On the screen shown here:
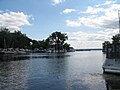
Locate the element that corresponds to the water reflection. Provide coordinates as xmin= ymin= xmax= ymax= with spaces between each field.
xmin=0 ymin=51 xmax=120 ymax=90
xmin=65 ymin=51 xmax=106 ymax=90
xmin=0 ymin=54 xmax=30 ymax=61
xmin=27 ymin=53 xmax=69 ymax=90
xmin=0 ymin=60 xmax=29 ymax=90
xmin=29 ymin=53 xmax=70 ymax=59
xmin=0 ymin=53 xmax=70 ymax=61
xmin=103 ymin=74 xmax=120 ymax=90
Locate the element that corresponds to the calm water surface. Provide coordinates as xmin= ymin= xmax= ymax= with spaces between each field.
xmin=0 ymin=51 xmax=120 ymax=90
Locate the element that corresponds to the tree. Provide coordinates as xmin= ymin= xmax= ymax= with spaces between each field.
xmin=0 ymin=28 xmax=11 ymax=48
xmin=63 ymin=43 xmax=70 ymax=51
xmin=0 ymin=28 xmax=71 ymax=52
xmin=103 ymin=41 xmax=110 ymax=46
xmin=112 ymin=34 xmax=120 ymax=43
xmin=48 ymin=31 xmax=68 ymax=52
xmin=10 ymin=31 xmax=32 ymax=48
xmin=0 ymin=28 xmax=32 ymax=49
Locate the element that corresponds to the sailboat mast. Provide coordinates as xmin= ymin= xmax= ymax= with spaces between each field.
xmin=118 ymin=10 xmax=120 ymax=33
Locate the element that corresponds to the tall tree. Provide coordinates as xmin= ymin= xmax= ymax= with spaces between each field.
xmin=0 ymin=28 xmax=32 ymax=49
xmin=48 ymin=31 xmax=68 ymax=52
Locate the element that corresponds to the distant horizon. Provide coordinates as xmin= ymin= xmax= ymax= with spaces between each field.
xmin=0 ymin=0 xmax=120 ymax=49
xmin=75 ymin=48 xmax=102 ymax=50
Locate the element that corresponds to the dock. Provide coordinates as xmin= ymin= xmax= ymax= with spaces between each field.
xmin=102 ymin=58 xmax=120 ymax=74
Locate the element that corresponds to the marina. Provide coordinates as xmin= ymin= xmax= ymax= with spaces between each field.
xmin=0 ymin=0 xmax=120 ymax=89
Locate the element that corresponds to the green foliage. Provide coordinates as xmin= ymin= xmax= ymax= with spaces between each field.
xmin=103 ymin=41 xmax=110 ymax=46
xmin=112 ymin=34 xmax=120 ymax=43
xmin=0 ymin=28 xmax=10 ymax=48
xmin=0 ymin=28 xmax=32 ymax=49
xmin=49 ymin=31 xmax=68 ymax=44
xmin=63 ymin=43 xmax=70 ymax=51
xmin=0 ymin=28 xmax=70 ymax=51
xmin=48 ymin=31 xmax=69 ymax=51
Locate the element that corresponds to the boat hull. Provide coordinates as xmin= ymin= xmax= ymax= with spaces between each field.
xmin=102 ymin=58 xmax=120 ymax=74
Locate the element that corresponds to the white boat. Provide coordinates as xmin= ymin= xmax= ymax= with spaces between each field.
xmin=0 ymin=48 xmax=16 ymax=54
xmin=0 ymin=48 xmax=27 ymax=54
xmin=102 ymin=58 xmax=120 ymax=74
xmin=15 ymin=48 xmax=27 ymax=54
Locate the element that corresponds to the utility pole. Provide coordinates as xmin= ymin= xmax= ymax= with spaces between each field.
xmin=118 ymin=10 xmax=120 ymax=33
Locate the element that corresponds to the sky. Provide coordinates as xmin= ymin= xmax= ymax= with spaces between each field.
xmin=0 ymin=0 xmax=120 ymax=49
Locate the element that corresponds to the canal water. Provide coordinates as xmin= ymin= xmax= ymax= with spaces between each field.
xmin=0 ymin=51 xmax=120 ymax=90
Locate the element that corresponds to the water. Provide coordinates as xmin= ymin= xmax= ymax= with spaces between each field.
xmin=0 ymin=51 xmax=120 ymax=90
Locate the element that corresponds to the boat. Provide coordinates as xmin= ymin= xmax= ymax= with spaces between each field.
xmin=15 ymin=49 xmax=25 ymax=54
xmin=0 ymin=48 xmax=16 ymax=54
xmin=68 ymin=47 xmax=75 ymax=52
xmin=0 ymin=48 xmax=28 ymax=54
xmin=102 ymin=58 xmax=120 ymax=74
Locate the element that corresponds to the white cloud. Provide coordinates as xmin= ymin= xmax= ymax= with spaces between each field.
xmin=96 ymin=1 xmax=116 ymax=7
xmin=68 ymin=40 xmax=102 ymax=49
xmin=66 ymin=2 xmax=120 ymax=29
xmin=67 ymin=29 xmax=119 ymax=49
xmin=85 ymin=6 xmax=104 ymax=14
xmin=0 ymin=11 xmax=31 ymax=30
xmin=51 ymin=0 xmax=65 ymax=5
xmin=64 ymin=0 xmax=120 ymax=48
xmin=66 ymin=20 xmax=81 ymax=27
xmin=62 ymin=8 xmax=76 ymax=14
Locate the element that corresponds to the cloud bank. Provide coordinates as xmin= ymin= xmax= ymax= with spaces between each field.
xmin=0 ymin=11 xmax=31 ymax=30
xmin=65 ymin=0 xmax=120 ymax=48
xmin=66 ymin=1 xmax=120 ymax=29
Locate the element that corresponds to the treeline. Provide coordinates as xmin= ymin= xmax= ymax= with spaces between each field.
xmin=0 ymin=28 xmax=32 ymax=49
xmin=0 ymin=28 xmax=70 ymax=51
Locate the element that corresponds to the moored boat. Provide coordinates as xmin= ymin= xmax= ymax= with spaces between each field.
xmin=102 ymin=58 xmax=120 ymax=74
xmin=0 ymin=48 xmax=16 ymax=54
xmin=0 ymin=48 xmax=30 ymax=54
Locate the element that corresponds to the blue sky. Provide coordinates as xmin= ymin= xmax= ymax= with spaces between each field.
xmin=0 ymin=0 xmax=120 ymax=49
